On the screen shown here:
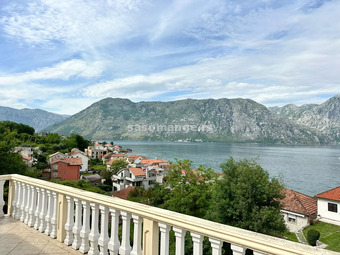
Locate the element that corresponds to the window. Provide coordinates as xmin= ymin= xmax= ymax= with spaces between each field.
xmin=288 ymin=216 xmax=296 ymax=223
xmin=328 ymin=203 xmax=338 ymax=213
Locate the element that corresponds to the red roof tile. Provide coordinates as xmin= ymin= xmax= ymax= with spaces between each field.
xmin=281 ymin=189 xmax=317 ymax=216
xmin=129 ymin=167 xmax=145 ymax=176
xmin=316 ymin=186 xmax=340 ymax=202
xmin=51 ymin=157 xmax=82 ymax=165
xmin=21 ymin=155 xmax=32 ymax=160
xmin=49 ymin=152 xmax=64 ymax=157
xmin=113 ymin=186 xmax=135 ymax=200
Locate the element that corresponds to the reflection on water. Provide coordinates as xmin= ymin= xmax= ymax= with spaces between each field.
xmin=116 ymin=141 xmax=340 ymax=196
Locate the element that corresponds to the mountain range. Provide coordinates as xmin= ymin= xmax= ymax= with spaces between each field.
xmin=0 ymin=106 xmax=68 ymax=132
xmin=41 ymin=95 xmax=340 ymax=145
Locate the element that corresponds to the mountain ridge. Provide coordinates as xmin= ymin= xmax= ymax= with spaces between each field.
xmin=42 ymin=96 xmax=340 ymax=145
xmin=0 ymin=106 xmax=68 ymax=132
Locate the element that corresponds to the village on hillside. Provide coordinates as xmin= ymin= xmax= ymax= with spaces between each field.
xmin=15 ymin=140 xmax=170 ymax=197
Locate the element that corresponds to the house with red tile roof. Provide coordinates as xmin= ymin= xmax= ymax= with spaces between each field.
xmin=316 ymin=186 xmax=340 ymax=223
xmin=21 ymin=155 xmax=34 ymax=167
xmin=65 ymin=149 xmax=89 ymax=172
xmin=280 ymin=189 xmax=317 ymax=232
xmin=48 ymin=152 xmax=66 ymax=163
xmin=50 ymin=157 xmax=82 ymax=181
xmin=112 ymin=166 xmax=157 ymax=192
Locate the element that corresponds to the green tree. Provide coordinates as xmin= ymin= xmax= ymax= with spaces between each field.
xmin=99 ymin=169 xmax=113 ymax=185
xmin=157 ymin=159 xmax=216 ymax=218
xmin=110 ymin=160 xmax=128 ymax=174
xmin=0 ymin=128 xmax=27 ymax=175
xmin=209 ymin=157 xmax=286 ymax=237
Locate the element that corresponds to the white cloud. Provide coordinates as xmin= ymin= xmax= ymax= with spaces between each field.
xmin=0 ymin=59 xmax=104 ymax=85
xmin=1 ymin=0 xmax=340 ymax=114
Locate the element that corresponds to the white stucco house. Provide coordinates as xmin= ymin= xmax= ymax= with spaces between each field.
xmin=112 ymin=167 xmax=158 ymax=192
xmin=280 ymin=189 xmax=317 ymax=232
xmin=66 ymin=149 xmax=89 ymax=172
xmin=316 ymin=186 xmax=340 ymax=223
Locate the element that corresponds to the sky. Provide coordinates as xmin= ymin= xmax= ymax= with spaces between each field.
xmin=0 ymin=0 xmax=339 ymax=115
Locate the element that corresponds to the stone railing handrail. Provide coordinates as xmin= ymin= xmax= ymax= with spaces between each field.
xmin=0 ymin=174 xmax=338 ymax=255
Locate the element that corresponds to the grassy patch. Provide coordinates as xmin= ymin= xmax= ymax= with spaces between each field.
xmin=303 ymin=222 xmax=340 ymax=252
xmin=91 ymin=164 xmax=106 ymax=170
xmin=283 ymin=231 xmax=298 ymax=242
xmin=81 ymin=172 xmax=93 ymax=176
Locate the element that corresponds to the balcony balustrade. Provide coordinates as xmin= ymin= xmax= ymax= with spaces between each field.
xmin=0 ymin=174 xmax=337 ymax=255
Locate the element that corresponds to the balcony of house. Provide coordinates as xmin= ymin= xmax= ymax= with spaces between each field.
xmin=0 ymin=174 xmax=338 ymax=255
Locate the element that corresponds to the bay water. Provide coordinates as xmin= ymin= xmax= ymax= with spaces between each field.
xmin=116 ymin=141 xmax=340 ymax=196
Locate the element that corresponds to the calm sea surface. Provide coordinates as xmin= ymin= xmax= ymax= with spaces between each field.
xmin=115 ymin=141 xmax=340 ymax=196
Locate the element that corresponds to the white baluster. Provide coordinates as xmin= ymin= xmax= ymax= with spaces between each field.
xmin=98 ymin=205 xmax=109 ymax=255
xmin=50 ymin=191 xmax=58 ymax=238
xmin=173 ymin=227 xmax=185 ymax=255
xmin=44 ymin=190 xmax=52 ymax=235
xmin=34 ymin=187 xmax=41 ymax=229
xmin=20 ymin=183 xmax=27 ymax=222
xmin=39 ymin=188 xmax=47 ymax=232
xmin=210 ymin=238 xmax=223 ymax=255
xmin=79 ymin=200 xmax=90 ymax=254
xmin=159 ymin=223 xmax=170 ymax=255
xmin=119 ymin=211 xmax=132 ymax=255
xmin=11 ymin=180 xmax=18 ymax=218
xmin=88 ymin=203 xmax=100 ymax=255
xmin=191 ymin=233 xmax=203 ymax=255
xmin=0 ymin=180 xmax=5 ymax=217
xmin=64 ymin=196 xmax=75 ymax=245
xmin=72 ymin=198 xmax=82 ymax=250
xmin=230 ymin=244 xmax=245 ymax=255
xmin=28 ymin=186 xmax=36 ymax=227
xmin=131 ymin=214 xmax=142 ymax=255
xmin=24 ymin=184 xmax=31 ymax=224
xmin=108 ymin=208 xmax=120 ymax=255
xmin=15 ymin=182 xmax=22 ymax=219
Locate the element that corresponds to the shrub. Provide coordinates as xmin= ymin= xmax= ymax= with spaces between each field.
xmin=307 ymin=229 xmax=320 ymax=246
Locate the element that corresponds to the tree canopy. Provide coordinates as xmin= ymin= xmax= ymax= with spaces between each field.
xmin=209 ymin=157 xmax=286 ymax=237
xmin=110 ymin=159 xmax=128 ymax=174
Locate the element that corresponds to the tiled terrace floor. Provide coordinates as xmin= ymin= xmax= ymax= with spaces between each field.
xmin=0 ymin=216 xmax=82 ymax=255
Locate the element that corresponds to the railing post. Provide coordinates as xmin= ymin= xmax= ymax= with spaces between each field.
xmin=98 ymin=205 xmax=109 ymax=255
xmin=79 ymin=200 xmax=90 ymax=254
xmin=11 ymin=180 xmax=18 ymax=218
xmin=191 ymin=233 xmax=203 ymax=255
xmin=20 ymin=183 xmax=27 ymax=222
xmin=119 ymin=211 xmax=132 ymax=255
xmin=7 ymin=179 xmax=14 ymax=217
xmin=108 ymin=208 xmax=120 ymax=255
xmin=45 ymin=190 xmax=53 ymax=235
xmin=131 ymin=214 xmax=143 ymax=255
xmin=142 ymin=218 xmax=159 ymax=255
xmin=34 ymin=187 xmax=41 ymax=229
xmin=64 ymin=196 xmax=75 ymax=245
xmin=24 ymin=184 xmax=31 ymax=224
xmin=173 ymin=227 xmax=185 ymax=255
xmin=0 ymin=180 xmax=5 ymax=217
xmin=15 ymin=181 xmax=22 ymax=220
xmin=57 ymin=193 xmax=68 ymax=242
xmin=39 ymin=188 xmax=47 ymax=232
xmin=50 ymin=191 xmax=58 ymax=238
xmin=72 ymin=198 xmax=82 ymax=250
xmin=209 ymin=238 xmax=223 ymax=255
xmin=158 ymin=223 xmax=170 ymax=255
xmin=28 ymin=186 xmax=37 ymax=227
xmin=88 ymin=203 xmax=100 ymax=255
xmin=231 ymin=244 xmax=245 ymax=255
